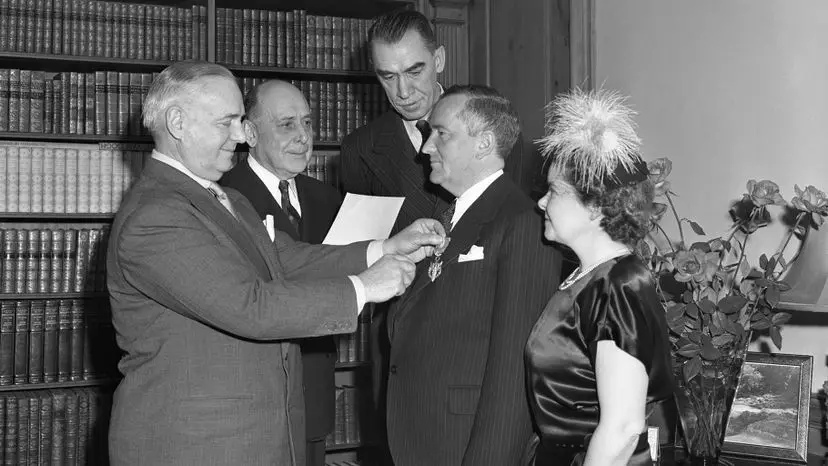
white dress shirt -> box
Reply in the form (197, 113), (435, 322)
(449, 170), (504, 230)
(246, 156), (302, 216)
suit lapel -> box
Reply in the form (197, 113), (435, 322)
(145, 159), (272, 280)
(390, 175), (513, 339)
(361, 112), (444, 219)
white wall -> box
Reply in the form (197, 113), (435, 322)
(594, 0), (828, 391)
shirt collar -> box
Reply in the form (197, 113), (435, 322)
(151, 150), (213, 189)
(451, 170), (504, 227)
(247, 154), (295, 191)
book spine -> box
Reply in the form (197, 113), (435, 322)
(73, 229), (89, 292)
(23, 0), (35, 53)
(84, 72), (94, 135)
(27, 391), (39, 461)
(0, 147), (6, 211)
(61, 229), (76, 293)
(18, 69), (31, 132)
(53, 148), (65, 213)
(106, 71), (118, 136)
(0, 0), (10, 52)
(159, 6), (169, 61)
(6, 146), (19, 212)
(24, 226), (39, 294)
(42, 0), (52, 54)
(42, 299), (58, 382)
(37, 229), (50, 293)
(49, 230), (63, 294)
(43, 75), (52, 134)
(4, 394), (17, 463)
(94, 71), (106, 135)
(68, 71), (78, 134)
(75, 72), (85, 134)
(13, 300), (30, 385)
(257, 10), (266, 67)
(117, 72), (129, 136)
(2, 230), (17, 294)
(135, 4), (145, 60)
(50, 390), (66, 465)
(0, 301), (16, 385)
(89, 149), (100, 213)
(69, 299), (84, 381)
(56, 299), (71, 382)
(198, 5), (205, 60)
(99, 149), (113, 213)
(8, 68), (20, 132)
(17, 393), (29, 463)
(78, 0), (89, 56)
(64, 148), (78, 213)
(38, 392), (52, 462)
(28, 299), (44, 384)
(76, 388), (89, 465)
(118, 2), (128, 59)
(30, 146), (43, 213)
(183, 7), (192, 59)
(18, 147), (31, 213)
(0, 69), (9, 131)
(42, 147), (54, 212)
(30, 70), (44, 133)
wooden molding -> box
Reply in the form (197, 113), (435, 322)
(570, 0), (595, 90)
(430, 0), (471, 7)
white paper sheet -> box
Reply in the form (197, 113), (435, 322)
(323, 193), (405, 245)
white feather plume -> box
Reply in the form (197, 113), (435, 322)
(537, 88), (641, 190)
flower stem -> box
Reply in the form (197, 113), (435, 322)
(666, 193), (687, 247)
(773, 212), (806, 277)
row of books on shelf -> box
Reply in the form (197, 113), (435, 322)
(0, 299), (119, 387)
(0, 141), (149, 214)
(325, 385), (363, 448)
(1, 227), (109, 294)
(0, 387), (111, 465)
(0, 69), (391, 141)
(0, 69), (157, 136)
(215, 8), (373, 71)
(334, 316), (369, 364)
(0, 0), (208, 61)
(238, 78), (390, 144)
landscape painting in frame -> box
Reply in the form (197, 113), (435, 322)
(723, 352), (813, 463)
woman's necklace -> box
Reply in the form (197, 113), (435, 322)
(559, 247), (632, 290)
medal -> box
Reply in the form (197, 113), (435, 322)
(427, 237), (451, 282)
(428, 253), (443, 282)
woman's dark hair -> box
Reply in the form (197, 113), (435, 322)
(567, 170), (655, 246)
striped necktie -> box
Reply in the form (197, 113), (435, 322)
(207, 183), (238, 220)
(278, 180), (301, 232)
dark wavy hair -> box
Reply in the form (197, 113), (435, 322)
(559, 166), (655, 246)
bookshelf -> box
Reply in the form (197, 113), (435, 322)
(0, 0), (409, 464)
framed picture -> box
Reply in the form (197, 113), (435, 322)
(722, 352), (813, 463)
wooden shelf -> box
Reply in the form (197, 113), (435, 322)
(0, 52), (174, 73)
(334, 361), (371, 371)
(325, 441), (365, 453)
(0, 378), (119, 393)
(0, 131), (153, 144)
(0, 292), (108, 300)
(0, 212), (116, 221)
(223, 63), (377, 82)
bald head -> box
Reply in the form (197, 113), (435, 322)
(242, 80), (314, 180)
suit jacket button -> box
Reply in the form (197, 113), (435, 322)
(389, 365), (398, 374)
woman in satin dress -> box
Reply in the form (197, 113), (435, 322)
(524, 89), (674, 466)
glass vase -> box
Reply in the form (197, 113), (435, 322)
(673, 348), (749, 465)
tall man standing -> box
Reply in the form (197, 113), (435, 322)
(385, 85), (562, 466)
(106, 60), (445, 466)
(220, 80), (340, 466)
(339, 13), (543, 439)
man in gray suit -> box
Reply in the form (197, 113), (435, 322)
(106, 60), (445, 466)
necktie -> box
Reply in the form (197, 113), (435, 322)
(416, 119), (432, 152)
(278, 180), (301, 232)
(438, 199), (457, 233)
(207, 183), (238, 220)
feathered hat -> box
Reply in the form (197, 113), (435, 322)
(537, 87), (648, 192)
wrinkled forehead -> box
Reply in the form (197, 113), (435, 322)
(545, 164), (578, 195)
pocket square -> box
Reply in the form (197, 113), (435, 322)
(458, 245), (485, 263)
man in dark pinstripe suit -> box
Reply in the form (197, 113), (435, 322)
(384, 85), (563, 466)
